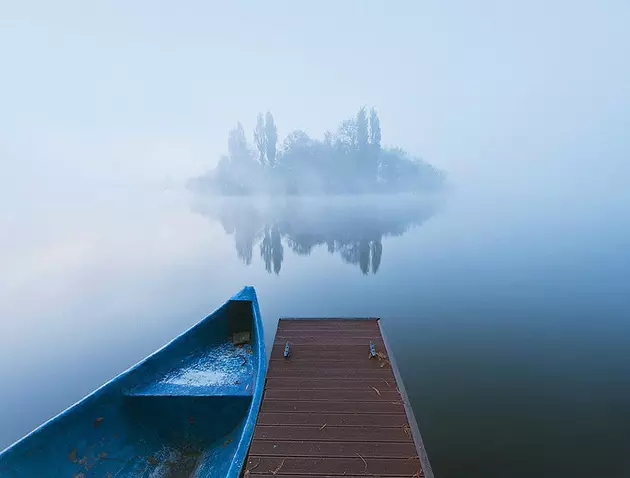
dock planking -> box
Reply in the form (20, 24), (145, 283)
(244, 318), (433, 477)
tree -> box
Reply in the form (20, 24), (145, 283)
(335, 119), (357, 153)
(356, 107), (369, 153)
(323, 131), (333, 148)
(265, 112), (278, 167)
(282, 130), (312, 152)
(369, 108), (382, 183)
(228, 122), (250, 163)
(253, 113), (267, 165)
(279, 130), (319, 194)
(369, 108), (381, 151)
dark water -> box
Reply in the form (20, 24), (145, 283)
(1, 188), (629, 477)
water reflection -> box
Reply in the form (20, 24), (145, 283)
(260, 226), (283, 274)
(194, 195), (438, 275)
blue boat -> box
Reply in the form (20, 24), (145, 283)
(0, 287), (266, 477)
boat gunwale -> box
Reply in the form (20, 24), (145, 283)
(225, 286), (267, 477)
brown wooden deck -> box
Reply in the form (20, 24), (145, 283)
(244, 318), (433, 477)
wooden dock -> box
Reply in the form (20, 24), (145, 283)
(244, 318), (433, 477)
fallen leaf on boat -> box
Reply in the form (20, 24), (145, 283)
(94, 417), (104, 428)
(234, 380), (240, 385)
(233, 331), (251, 345)
(147, 456), (158, 465)
(223, 438), (232, 447)
(68, 448), (78, 463)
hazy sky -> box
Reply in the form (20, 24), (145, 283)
(1, 0), (629, 198)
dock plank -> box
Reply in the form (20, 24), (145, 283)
(245, 456), (422, 476)
(245, 318), (433, 478)
(254, 425), (414, 442)
(256, 412), (409, 427)
(266, 369), (394, 379)
(261, 400), (405, 414)
(249, 440), (418, 458)
(263, 389), (400, 401)
(264, 377), (397, 390)
(270, 345), (381, 360)
(267, 359), (390, 371)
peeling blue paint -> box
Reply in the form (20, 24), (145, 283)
(0, 286), (266, 477)
(369, 341), (377, 358)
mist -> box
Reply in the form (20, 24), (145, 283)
(1, 1), (630, 476)
(2, 1), (629, 202)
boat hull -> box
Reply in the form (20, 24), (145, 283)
(0, 287), (266, 477)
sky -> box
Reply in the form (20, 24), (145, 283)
(2, 0), (629, 200)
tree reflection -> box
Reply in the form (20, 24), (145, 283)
(193, 196), (438, 275)
(260, 226), (283, 274)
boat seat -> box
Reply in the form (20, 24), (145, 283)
(123, 340), (256, 398)
(124, 381), (253, 397)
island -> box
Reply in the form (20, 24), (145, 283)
(190, 107), (445, 196)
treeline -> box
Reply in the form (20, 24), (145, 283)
(193, 107), (445, 195)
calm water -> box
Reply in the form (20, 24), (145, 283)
(1, 187), (629, 477)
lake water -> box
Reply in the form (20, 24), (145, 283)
(1, 186), (629, 477)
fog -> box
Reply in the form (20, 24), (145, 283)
(1, 2), (630, 475)
(3, 0), (628, 296)
(3, 1), (629, 201)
